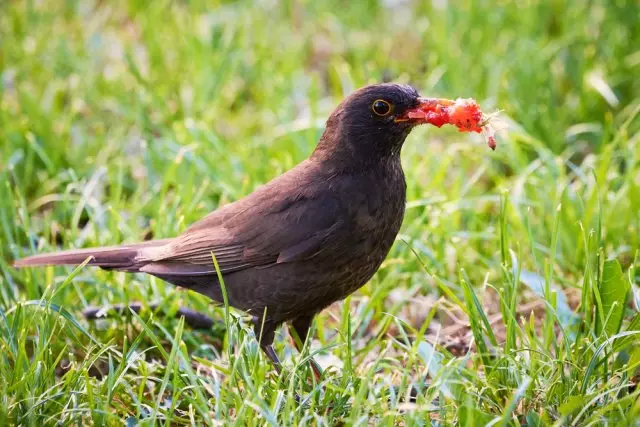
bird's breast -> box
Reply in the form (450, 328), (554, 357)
(331, 161), (406, 291)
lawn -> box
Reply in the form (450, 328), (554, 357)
(1, 0), (639, 425)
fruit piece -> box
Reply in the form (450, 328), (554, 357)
(418, 98), (499, 149)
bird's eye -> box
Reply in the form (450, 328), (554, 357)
(372, 99), (392, 116)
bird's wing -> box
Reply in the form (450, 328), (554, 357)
(138, 165), (348, 276)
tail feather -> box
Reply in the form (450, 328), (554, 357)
(13, 239), (172, 271)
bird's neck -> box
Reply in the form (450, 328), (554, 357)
(311, 122), (405, 171)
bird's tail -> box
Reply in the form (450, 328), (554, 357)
(13, 239), (171, 271)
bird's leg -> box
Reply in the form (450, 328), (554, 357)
(290, 315), (324, 382)
(261, 343), (283, 374)
(252, 316), (304, 403)
(252, 316), (283, 374)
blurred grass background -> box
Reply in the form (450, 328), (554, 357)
(1, 0), (639, 425)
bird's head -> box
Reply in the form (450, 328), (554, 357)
(313, 83), (442, 165)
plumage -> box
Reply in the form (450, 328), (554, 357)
(14, 83), (433, 376)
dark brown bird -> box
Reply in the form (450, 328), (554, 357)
(14, 83), (444, 378)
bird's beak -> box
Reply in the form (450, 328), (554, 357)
(394, 97), (456, 127)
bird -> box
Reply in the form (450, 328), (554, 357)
(14, 83), (449, 379)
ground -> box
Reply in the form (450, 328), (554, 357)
(1, 0), (639, 425)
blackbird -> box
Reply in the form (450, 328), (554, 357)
(14, 83), (444, 378)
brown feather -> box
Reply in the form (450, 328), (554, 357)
(13, 239), (172, 271)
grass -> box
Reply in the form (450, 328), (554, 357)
(1, 0), (639, 425)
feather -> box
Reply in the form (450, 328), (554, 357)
(13, 239), (172, 270)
